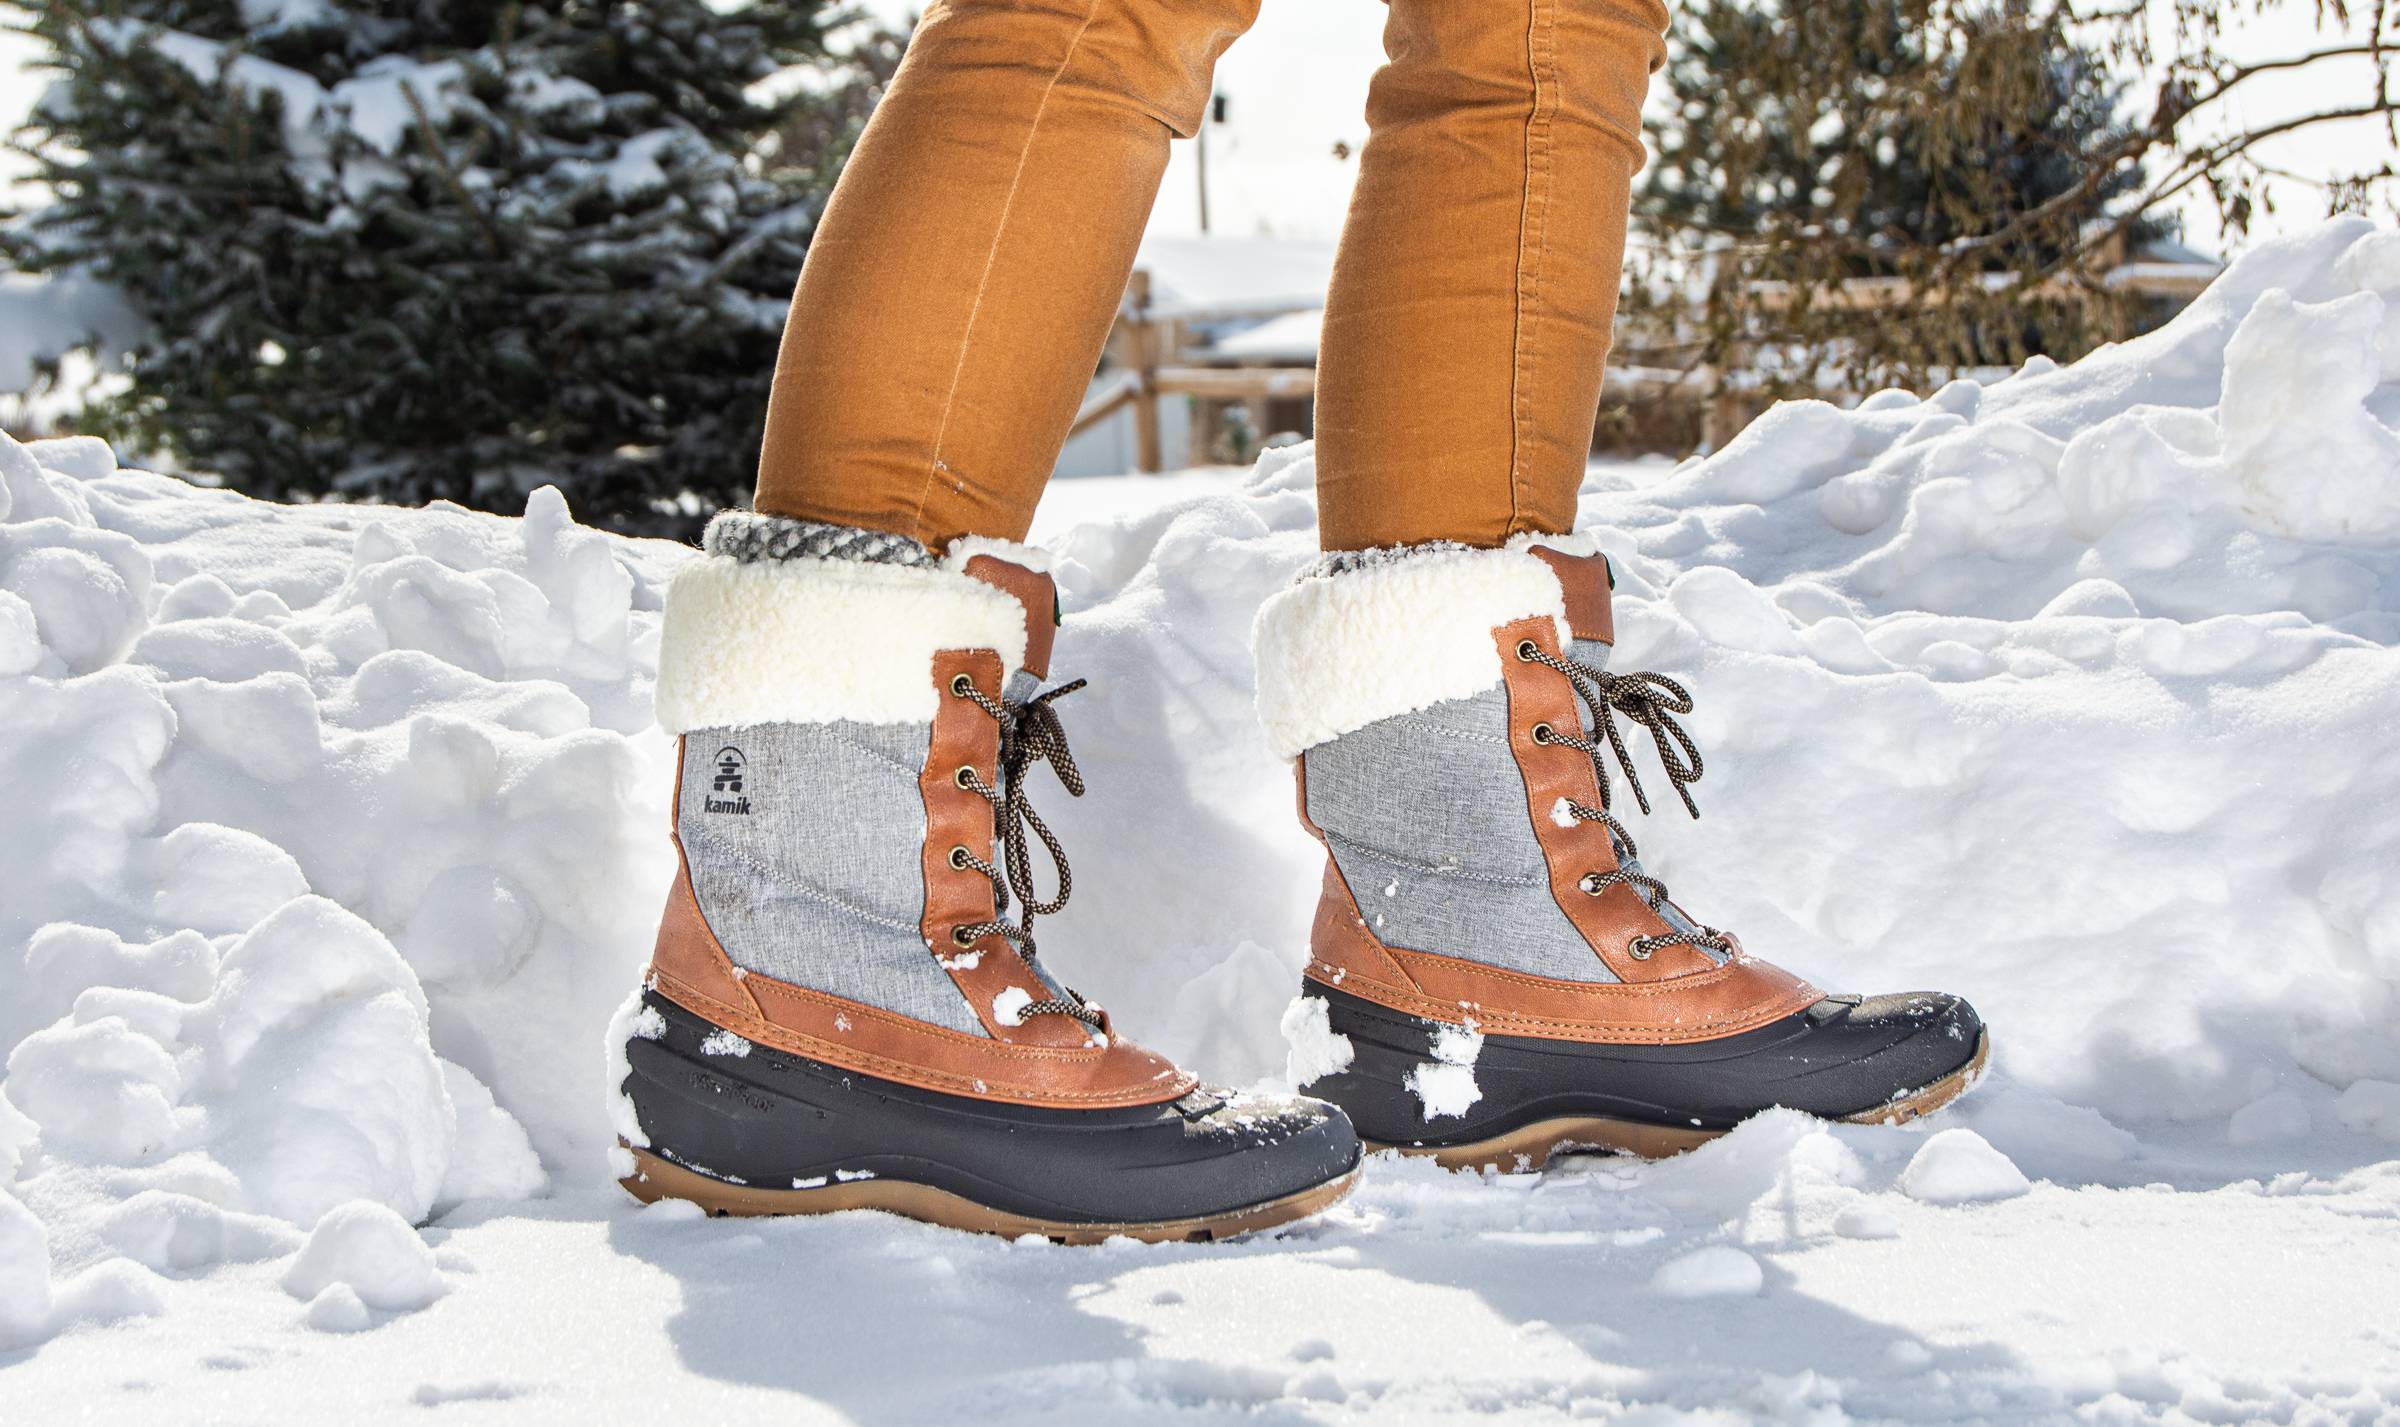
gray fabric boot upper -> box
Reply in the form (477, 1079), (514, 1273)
(1297, 637), (1649, 984)
(1255, 534), (1725, 984)
(675, 717), (989, 1032)
(652, 514), (1073, 1036)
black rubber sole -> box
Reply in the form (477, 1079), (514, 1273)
(1301, 981), (1987, 1164)
(619, 990), (1362, 1231)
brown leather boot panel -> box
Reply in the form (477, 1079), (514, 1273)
(1495, 617), (1719, 982)
(647, 751), (767, 1024)
(648, 852), (1196, 1108)
(918, 648), (1091, 1050)
(1304, 858), (1423, 991)
(1529, 547), (1615, 646)
(1304, 857), (1822, 1045)
(961, 555), (1058, 680)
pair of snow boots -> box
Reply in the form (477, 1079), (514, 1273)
(611, 516), (1988, 1241)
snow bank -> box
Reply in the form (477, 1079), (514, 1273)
(5, 219), (2400, 1365)
(2, 441), (669, 1350)
(0, 1190), (50, 1347)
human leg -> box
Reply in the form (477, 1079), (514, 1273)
(754, 0), (1258, 549)
(1313, 0), (1668, 549)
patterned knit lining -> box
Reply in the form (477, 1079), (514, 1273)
(702, 511), (936, 568)
(1306, 540), (1472, 580)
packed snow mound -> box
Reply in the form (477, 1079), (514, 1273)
(5, 219), (2400, 1368)
(1899, 1129), (2032, 1205)
(3, 439), (672, 1351)
(280, 1200), (448, 1316)
(9, 896), (460, 1222)
(1661, 218), (2400, 617)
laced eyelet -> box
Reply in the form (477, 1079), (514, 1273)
(950, 673), (974, 697)
(1626, 936), (1656, 961)
(948, 845), (972, 870)
(954, 766), (976, 788)
(1579, 873), (1605, 896)
(951, 926), (977, 948)
(1530, 722), (1554, 744)
(1516, 639), (1539, 661)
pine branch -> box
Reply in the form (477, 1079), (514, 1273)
(400, 78), (504, 259)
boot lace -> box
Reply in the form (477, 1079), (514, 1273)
(946, 673), (1105, 1030)
(1514, 639), (1734, 963)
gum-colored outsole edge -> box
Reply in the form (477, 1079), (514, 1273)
(1365, 1028), (1994, 1173)
(618, 1145), (1361, 1245)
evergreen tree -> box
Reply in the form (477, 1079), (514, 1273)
(1636, 0), (2159, 393)
(5, 0), (887, 534)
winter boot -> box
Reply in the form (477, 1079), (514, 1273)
(611, 516), (1361, 1241)
(1253, 536), (1989, 1170)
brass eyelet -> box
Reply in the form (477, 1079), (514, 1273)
(1579, 873), (1605, 896)
(954, 766), (976, 788)
(948, 845), (972, 870)
(1626, 937), (1656, 961)
(1530, 722), (1554, 744)
(950, 673), (974, 697)
(951, 926), (977, 948)
(1516, 639), (1540, 661)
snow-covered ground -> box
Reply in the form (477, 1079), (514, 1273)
(6, 219), (2400, 1423)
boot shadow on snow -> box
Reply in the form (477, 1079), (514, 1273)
(591, 1152), (2039, 1418)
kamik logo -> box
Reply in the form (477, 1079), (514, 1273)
(705, 746), (752, 815)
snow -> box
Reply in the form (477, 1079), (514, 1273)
(1132, 235), (1336, 319)
(1404, 1022), (1486, 1122)
(1277, 993), (1355, 1088)
(0, 1191), (50, 1348)
(97, 1191), (298, 1274)
(1897, 1129), (2033, 1205)
(697, 1029), (752, 1059)
(2227, 1091), (2313, 1147)
(990, 986), (1034, 1028)
(2334, 1080), (2400, 1142)
(1830, 1203), (1901, 1240)
(280, 1201), (446, 1315)
(603, 991), (666, 1159)
(1208, 306), (1325, 363)
(3, 219), (2400, 1419)
(302, 1284), (372, 1334)
(1650, 1244), (1766, 1298)
(78, 22), (475, 190)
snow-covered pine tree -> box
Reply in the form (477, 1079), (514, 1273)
(6, 0), (882, 533)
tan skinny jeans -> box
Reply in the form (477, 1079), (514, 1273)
(754, 0), (1669, 552)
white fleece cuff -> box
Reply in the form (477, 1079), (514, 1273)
(1251, 532), (1600, 758)
(654, 550), (1031, 732)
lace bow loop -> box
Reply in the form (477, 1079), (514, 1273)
(1597, 669), (1703, 819)
(949, 675), (1103, 1030)
(997, 678), (1084, 917)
